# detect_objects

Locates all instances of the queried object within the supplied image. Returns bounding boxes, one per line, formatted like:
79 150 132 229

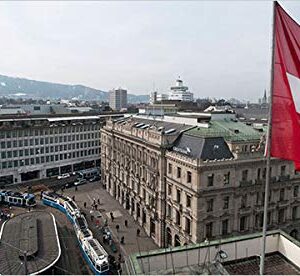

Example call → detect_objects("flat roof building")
109 88 127 111
0 115 102 185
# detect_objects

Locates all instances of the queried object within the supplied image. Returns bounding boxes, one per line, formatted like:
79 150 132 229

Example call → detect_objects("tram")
41 191 110 274
0 190 36 207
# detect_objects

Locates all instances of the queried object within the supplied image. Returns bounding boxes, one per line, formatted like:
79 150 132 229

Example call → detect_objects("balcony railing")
279 175 290 182
240 180 253 187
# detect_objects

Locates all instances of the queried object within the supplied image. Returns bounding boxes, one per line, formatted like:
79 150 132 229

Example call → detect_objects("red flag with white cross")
271 2 300 170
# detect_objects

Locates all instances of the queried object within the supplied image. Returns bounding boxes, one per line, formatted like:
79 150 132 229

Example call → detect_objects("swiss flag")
271 2 300 170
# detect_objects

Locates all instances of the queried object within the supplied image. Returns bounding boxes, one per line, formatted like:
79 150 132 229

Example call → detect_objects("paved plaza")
62 181 158 257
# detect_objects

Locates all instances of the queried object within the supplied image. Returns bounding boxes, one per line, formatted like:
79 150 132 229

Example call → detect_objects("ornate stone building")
101 113 300 247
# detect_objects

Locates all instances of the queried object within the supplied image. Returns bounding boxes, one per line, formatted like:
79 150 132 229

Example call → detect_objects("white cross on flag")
271 2 300 170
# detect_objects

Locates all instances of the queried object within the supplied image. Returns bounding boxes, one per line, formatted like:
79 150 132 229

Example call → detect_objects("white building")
169 78 193 102
109 88 127 111
0 115 102 185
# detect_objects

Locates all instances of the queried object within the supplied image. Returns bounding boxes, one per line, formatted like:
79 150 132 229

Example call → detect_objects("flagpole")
260 1 277 275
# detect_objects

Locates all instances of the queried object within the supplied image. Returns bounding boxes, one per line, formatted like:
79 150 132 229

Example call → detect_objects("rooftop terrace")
127 230 300 275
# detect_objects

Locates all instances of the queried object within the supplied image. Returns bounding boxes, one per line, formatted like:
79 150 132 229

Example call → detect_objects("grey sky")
0 1 300 101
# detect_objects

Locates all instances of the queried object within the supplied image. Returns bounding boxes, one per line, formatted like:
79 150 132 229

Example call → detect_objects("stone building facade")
101 113 300 247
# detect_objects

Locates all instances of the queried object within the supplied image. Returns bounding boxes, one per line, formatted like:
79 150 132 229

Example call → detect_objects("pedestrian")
117 263 122 274
120 236 124 244
116 224 119 232
97 198 100 205
93 198 96 205
110 211 114 221
40 191 43 200
75 186 78 191
124 220 128 227
84 202 87 208
136 228 140 237
95 204 98 210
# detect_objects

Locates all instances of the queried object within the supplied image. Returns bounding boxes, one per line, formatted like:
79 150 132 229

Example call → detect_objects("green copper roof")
186 119 265 142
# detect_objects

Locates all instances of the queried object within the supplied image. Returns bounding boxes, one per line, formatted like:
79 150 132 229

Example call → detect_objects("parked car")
57 173 70 180
89 175 101 182
74 178 87 186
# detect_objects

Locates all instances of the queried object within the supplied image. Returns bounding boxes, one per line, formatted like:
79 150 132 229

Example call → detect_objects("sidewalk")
63 182 158 257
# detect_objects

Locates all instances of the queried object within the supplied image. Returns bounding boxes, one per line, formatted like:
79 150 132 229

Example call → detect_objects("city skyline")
1 1 300 101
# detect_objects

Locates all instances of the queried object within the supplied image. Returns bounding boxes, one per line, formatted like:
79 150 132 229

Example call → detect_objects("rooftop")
186 119 264 142
127 230 300 275
114 116 193 137
225 252 300 275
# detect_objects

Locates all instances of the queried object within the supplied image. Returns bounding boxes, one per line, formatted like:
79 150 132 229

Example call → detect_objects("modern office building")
109 88 127 111
0 115 103 185
101 112 300 247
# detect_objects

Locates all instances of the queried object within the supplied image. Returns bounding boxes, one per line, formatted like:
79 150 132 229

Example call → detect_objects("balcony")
278 175 290 182
240 180 253 187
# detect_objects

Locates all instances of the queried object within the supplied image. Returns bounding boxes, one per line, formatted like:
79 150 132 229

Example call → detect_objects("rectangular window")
280 188 285 201
167 204 172 218
263 168 267 179
292 206 298 220
176 210 181 226
223 196 229 209
207 174 214 187
176 189 181 203
280 165 286 176
257 168 261 180
241 194 247 208
294 186 299 197
242 170 248 181
168 163 172 174
206 222 213 238
278 209 285 224
187 171 192 183
240 216 247 231
267 211 271 225
168 185 172 195
207 198 214 212
186 195 191 208
223 172 230 185
222 219 228 235
185 218 191 235
177 167 181 178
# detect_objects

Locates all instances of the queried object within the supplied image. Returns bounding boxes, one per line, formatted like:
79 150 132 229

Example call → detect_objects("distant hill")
0 75 149 103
